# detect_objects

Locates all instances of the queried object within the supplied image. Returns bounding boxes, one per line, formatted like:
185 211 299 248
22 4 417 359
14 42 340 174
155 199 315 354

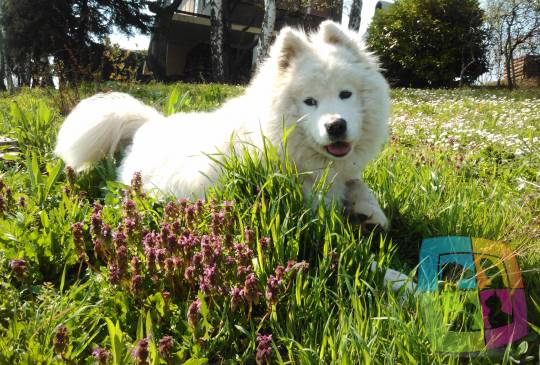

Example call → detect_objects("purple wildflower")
53 325 69 356
230 286 243 311
187 299 201 328
164 257 175 274
92 346 110 364
211 211 225 233
155 248 166 266
266 275 281 305
116 245 128 265
194 199 204 212
160 223 171 246
131 274 142 293
10 259 27 279
18 196 26 208
274 265 284 281
201 264 217 294
143 232 158 249
243 272 261 305
145 247 156 271
184 265 195 282
108 264 121 285
123 198 137 216
93 238 103 257
223 200 234 212
164 201 179 220
131 256 141 274
131 171 143 195
237 265 252 277
71 222 84 243
185 205 196 224
131 338 149 365
225 255 236 266
172 256 183 270
178 197 189 209
191 252 203 268
234 243 254 266
112 230 126 248
259 237 270 250
256 334 273 365
124 217 137 234
172 221 181 235
101 223 112 240
71 222 86 259
65 166 77 185
158 336 174 358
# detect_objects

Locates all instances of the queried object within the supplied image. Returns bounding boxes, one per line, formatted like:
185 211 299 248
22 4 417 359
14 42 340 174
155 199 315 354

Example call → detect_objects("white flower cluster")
390 89 540 158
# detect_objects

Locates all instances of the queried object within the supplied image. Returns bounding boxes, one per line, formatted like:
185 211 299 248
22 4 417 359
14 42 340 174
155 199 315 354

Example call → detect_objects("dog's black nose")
325 118 347 139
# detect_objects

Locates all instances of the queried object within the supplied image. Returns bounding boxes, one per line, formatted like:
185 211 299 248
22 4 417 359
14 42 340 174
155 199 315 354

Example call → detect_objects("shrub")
366 0 489 87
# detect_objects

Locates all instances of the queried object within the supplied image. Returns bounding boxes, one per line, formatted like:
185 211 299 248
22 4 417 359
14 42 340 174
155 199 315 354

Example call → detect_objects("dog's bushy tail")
55 92 162 171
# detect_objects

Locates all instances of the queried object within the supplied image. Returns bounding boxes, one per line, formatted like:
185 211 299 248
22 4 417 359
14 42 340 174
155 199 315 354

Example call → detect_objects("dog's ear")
272 27 309 70
318 21 356 47
317 20 380 67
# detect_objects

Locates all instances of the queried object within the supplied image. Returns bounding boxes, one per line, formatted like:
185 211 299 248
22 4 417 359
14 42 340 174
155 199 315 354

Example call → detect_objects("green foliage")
101 38 147 83
0 83 538 363
0 0 152 85
366 0 489 87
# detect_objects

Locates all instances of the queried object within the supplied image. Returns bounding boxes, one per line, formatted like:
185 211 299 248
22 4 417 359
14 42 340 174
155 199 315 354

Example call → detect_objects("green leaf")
182 358 208 365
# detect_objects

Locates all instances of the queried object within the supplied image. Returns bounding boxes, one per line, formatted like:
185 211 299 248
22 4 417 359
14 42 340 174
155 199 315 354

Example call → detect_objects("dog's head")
263 21 390 163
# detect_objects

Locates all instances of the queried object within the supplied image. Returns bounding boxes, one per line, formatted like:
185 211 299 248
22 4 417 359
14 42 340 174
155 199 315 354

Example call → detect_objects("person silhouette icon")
480 258 505 288
485 292 513 328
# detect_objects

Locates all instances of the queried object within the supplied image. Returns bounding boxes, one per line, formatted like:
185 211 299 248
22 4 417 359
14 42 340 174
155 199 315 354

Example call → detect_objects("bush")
366 0 488 87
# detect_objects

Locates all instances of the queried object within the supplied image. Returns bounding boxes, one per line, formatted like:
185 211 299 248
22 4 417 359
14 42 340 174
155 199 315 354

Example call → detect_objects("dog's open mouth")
325 141 351 157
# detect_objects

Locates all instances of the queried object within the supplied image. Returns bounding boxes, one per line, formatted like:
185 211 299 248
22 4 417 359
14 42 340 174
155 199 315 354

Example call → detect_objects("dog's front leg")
343 178 388 230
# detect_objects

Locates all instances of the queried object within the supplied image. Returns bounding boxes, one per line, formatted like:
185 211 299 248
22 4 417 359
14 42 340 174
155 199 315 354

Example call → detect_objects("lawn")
0 83 539 364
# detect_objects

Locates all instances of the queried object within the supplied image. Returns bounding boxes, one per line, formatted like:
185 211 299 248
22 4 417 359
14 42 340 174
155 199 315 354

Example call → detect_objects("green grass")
0 83 539 364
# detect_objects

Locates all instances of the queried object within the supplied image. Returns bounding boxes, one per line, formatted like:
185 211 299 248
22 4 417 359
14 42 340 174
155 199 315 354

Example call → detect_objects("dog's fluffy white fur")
55 21 390 228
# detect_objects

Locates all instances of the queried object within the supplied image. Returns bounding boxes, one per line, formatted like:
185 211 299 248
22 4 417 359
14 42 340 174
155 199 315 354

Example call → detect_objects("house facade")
147 0 342 82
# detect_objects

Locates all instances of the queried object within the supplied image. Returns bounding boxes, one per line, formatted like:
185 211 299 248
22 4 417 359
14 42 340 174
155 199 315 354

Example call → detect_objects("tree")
485 0 540 88
255 0 277 65
210 0 227 82
148 0 184 81
366 0 488 87
348 0 363 31
0 0 153 87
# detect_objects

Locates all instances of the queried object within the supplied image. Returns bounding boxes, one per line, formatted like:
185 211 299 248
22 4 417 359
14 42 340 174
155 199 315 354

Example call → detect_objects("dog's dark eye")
303 97 318 107
339 90 352 99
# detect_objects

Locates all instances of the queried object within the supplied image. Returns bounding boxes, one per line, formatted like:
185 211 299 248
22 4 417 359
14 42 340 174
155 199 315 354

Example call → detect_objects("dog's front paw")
344 200 389 231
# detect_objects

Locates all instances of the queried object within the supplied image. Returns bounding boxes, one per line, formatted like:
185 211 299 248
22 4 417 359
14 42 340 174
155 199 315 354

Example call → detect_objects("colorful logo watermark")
418 236 527 353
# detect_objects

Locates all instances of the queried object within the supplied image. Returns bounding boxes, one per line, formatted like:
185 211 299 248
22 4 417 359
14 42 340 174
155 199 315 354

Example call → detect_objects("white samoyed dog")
55 21 390 229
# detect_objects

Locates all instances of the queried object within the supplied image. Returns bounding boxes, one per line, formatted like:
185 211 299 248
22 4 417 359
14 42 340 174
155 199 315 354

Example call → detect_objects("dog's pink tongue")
326 142 351 157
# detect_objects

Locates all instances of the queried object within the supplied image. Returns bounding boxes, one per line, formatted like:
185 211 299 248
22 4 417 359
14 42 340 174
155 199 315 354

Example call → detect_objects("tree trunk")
255 0 276 66
505 55 513 89
147 0 183 82
348 0 363 31
4 52 14 91
210 0 225 82
504 24 513 89
0 50 6 91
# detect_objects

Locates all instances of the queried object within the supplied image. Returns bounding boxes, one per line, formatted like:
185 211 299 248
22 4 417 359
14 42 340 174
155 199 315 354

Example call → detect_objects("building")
504 55 540 85
147 0 342 82
375 1 393 11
